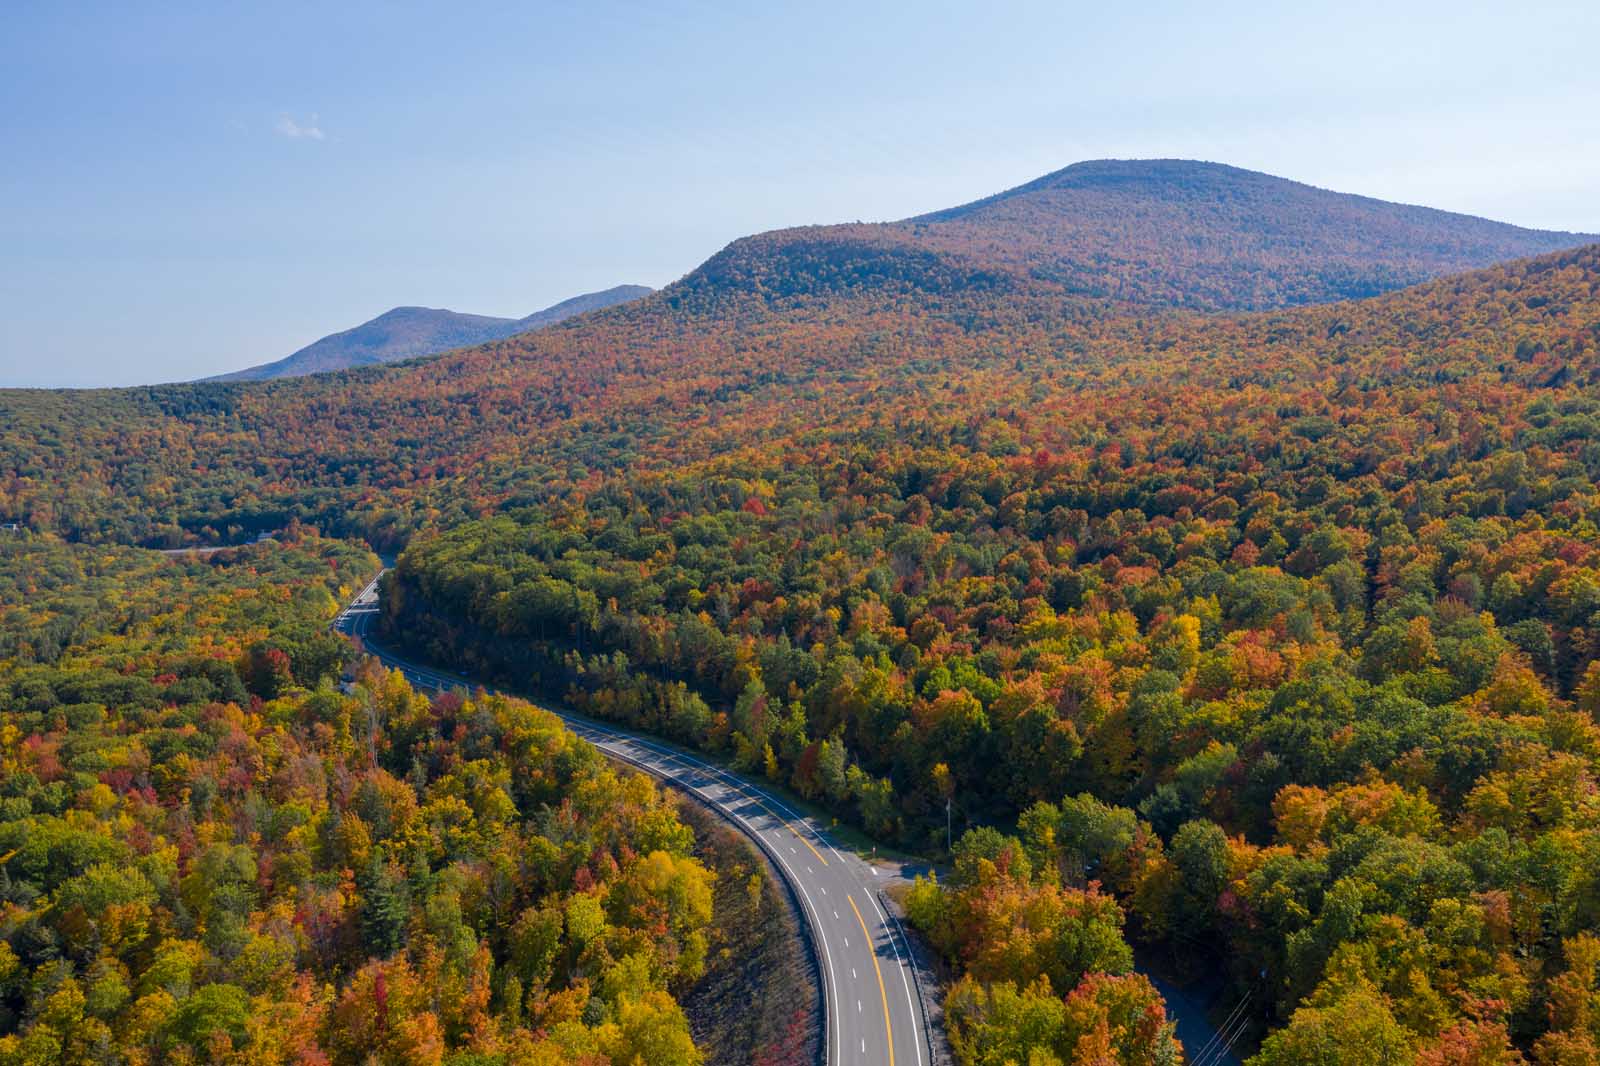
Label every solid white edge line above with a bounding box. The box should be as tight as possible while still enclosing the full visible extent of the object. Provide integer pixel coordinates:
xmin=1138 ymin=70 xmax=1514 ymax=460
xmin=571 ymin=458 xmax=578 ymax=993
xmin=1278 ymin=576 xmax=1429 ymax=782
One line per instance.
xmin=602 ymin=737 xmax=843 ymax=1066
xmin=341 ymin=572 xmax=919 ymax=1066
xmin=873 ymin=893 xmax=927 ymax=1066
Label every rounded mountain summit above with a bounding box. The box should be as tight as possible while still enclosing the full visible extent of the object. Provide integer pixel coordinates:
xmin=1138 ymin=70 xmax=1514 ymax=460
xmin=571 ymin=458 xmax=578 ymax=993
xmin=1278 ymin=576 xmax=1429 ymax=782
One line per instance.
xmin=679 ymin=159 xmax=1598 ymax=312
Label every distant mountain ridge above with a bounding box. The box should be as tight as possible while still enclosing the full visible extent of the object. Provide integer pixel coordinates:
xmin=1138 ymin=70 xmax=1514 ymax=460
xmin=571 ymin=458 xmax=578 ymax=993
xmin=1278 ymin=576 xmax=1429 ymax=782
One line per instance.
xmin=6 ymin=157 xmax=1600 ymax=553
xmin=13 ymin=155 xmax=1600 ymax=1066
xmin=676 ymin=159 xmax=1597 ymax=311
xmin=211 ymin=284 xmax=653 ymax=381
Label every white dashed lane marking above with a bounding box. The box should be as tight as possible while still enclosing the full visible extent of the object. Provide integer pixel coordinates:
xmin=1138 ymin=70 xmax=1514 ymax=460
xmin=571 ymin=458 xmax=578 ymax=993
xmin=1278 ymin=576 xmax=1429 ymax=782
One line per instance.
xmin=339 ymin=590 xmax=932 ymax=1066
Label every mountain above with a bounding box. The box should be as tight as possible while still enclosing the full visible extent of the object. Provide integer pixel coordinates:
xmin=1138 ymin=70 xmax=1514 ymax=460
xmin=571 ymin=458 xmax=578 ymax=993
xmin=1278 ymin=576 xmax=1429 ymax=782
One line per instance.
xmin=211 ymin=283 xmax=652 ymax=381
xmin=9 ymin=158 xmax=1600 ymax=1066
xmin=679 ymin=159 xmax=1596 ymax=311
xmin=6 ymin=159 xmax=1600 ymax=552
xmin=511 ymin=285 xmax=656 ymax=331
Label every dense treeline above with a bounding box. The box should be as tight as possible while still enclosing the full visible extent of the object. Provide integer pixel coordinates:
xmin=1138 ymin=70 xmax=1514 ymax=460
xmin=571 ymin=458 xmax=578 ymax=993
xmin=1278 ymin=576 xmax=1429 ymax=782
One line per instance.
xmin=905 ymin=827 xmax=1181 ymax=1066
xmin=4 ymin=163 xmax=1600 ymax=1066
xmin=673 ymin=802 xmax=817 ymax=1066
xmin=693 ymin=159 xmax=1596 ymax=312
xmin=0 ymin=531 xmax=366 ymax=692
xmin=0 ymin=536 xmax=801 ymax=1065
xmin=1 ymin=200 xmax=1593 ymax=555
xmin=384 ymin=244 xmax=1600 ymax=1063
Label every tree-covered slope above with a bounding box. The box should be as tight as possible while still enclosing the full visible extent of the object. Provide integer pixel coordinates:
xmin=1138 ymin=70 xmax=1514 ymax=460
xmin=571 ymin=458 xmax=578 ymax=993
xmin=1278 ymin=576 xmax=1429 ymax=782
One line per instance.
xmin=909 ymin=159 xmax=1598 ymax=308
xmin=382 ymin=242 xmax=1600 ymax=1063
xmin=3 ymin=237 xmax=1598 ymax=551
xmin=6 ymin=160 xmax=1600 ymax=1066
xmin=680 ymin=159 xmax=1597 ymax=311
xmin=0 ymin=533 xmax=806 ymax=1065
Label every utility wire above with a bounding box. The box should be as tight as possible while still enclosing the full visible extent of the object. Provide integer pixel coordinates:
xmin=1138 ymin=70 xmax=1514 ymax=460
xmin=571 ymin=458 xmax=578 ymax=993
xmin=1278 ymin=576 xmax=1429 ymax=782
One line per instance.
xmin=1193 ymin=992 xmax=1254 ymax=1066
xmin=1189 ymin=983 xmax=1255 ymax=1066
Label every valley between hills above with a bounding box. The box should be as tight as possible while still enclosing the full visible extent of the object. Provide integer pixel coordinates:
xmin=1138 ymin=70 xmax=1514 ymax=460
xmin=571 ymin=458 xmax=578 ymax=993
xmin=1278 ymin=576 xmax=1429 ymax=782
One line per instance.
xmin=5 ymin=159 xmax=1600 ymax=1065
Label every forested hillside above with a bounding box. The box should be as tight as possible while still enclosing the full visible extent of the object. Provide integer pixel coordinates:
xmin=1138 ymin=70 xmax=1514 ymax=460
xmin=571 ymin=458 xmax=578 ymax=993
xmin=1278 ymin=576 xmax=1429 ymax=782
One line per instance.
xmin=684 ymin=159 xmax=1596 ymax=310
xmin=2 ymin=161 xmax=1593 ymax=552
xmin=4 ymin=159 xmax=1600 ymax=1066
xmin=906 ymin=159 xmax=1597 ymax=308
xmin=381 ymin=242 xmax=1600 ymax=1063
xmin=0 ymin=534 xmax=811 ymax=1065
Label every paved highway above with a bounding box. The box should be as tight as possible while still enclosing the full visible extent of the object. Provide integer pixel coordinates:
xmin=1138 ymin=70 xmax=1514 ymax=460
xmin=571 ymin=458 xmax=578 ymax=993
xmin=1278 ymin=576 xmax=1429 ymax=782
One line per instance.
xmin=337 ymin=573 xmax=933 ymax=1066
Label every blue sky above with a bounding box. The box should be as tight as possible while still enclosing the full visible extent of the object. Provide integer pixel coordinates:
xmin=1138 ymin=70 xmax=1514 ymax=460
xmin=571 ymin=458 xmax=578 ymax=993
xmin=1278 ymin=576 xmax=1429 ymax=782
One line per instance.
xmin=2 ymin=1 xmax=1597 ymax=387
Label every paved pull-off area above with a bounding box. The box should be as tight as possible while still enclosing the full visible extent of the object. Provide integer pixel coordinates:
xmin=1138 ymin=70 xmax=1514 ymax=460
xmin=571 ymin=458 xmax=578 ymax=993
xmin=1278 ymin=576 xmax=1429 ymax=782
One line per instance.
xmin=337 ymin=573 xmax=933 ymax=1066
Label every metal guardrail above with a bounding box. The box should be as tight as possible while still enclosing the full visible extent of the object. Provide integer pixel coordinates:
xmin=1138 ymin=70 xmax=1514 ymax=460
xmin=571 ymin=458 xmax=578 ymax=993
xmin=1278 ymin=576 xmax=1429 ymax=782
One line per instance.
xmin=878 ymin=889 xmax=946 ymax=1066
xmin=589 ymin=740 xmax=831 ymax=1066
xmin=333 ymin=572 xmax=832 ymax=1066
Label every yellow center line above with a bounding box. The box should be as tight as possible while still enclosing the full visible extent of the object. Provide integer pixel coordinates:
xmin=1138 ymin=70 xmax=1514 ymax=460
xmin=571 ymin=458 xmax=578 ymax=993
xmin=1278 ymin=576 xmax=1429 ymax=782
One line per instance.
xmin=710 ymin=774 xmax=828 ymax=867
xmin=849 ymin=894 xmax=893 ymax=1066
xmin=782 ymin=813 xmax=829 ymax=866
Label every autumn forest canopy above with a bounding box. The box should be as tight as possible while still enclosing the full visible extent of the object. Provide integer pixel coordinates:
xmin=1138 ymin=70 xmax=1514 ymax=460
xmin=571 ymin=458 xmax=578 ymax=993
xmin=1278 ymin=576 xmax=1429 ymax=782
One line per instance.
xmin=4 ymin=158 xmax=1600 ymax=1065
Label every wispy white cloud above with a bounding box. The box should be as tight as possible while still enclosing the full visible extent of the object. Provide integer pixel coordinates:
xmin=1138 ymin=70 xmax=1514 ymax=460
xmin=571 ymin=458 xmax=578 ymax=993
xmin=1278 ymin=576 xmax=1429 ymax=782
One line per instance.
xmin=274 ymin=114 xmax=326 ymax=141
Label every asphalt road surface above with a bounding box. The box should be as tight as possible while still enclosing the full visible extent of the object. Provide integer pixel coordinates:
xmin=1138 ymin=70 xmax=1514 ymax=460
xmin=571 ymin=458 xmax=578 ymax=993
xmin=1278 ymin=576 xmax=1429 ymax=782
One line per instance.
xmin=336 ymin=573 xmax=933 ymax=1066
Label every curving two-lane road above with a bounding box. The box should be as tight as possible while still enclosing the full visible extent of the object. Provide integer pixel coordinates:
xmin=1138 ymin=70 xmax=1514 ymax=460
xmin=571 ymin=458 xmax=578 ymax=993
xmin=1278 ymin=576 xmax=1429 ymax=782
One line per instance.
xmin=337 ymin=573 xmax=933 ymax=1066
